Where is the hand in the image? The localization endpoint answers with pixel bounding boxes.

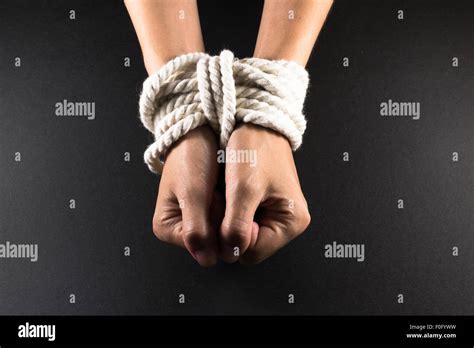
[152,126,223,267]
[219,124,311,265]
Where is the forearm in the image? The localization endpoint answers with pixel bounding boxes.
[254,0,333,66]
[124,0,205,75]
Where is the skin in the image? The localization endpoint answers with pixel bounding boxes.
[125,0,333,266]
[124,0,205,75]
[220,0,333,264]
[152,126,222,267]
[219,124,311,264]
[254,0,334,66]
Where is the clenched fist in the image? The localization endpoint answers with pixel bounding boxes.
[219,124,311,265]
[152,124,311,266]
[152,126,223,267]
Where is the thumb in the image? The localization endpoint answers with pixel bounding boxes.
[180,193,217,267]
[219,185,262,263]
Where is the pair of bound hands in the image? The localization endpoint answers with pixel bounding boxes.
[153,123,311,266]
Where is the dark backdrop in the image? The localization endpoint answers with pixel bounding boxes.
[0,0,473,315]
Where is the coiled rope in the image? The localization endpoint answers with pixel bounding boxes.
[139,50,309,173]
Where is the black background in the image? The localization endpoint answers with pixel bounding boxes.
[0,0,473,315]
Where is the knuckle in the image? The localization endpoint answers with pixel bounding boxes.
[284,196,311,237]
[299,208,312,230]
[182,220,209,249]
[293,205,311,235]
[221,218,250,246]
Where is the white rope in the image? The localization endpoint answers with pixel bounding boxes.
[139,50,309,173]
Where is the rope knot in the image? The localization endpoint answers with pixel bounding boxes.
[139,50,309,173]
[196,50,236,146]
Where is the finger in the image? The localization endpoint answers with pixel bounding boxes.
[180,193,217,267]
[152,189,186,249]
[219,183,262,263]
[239,225,288,265]
[240,207,311,265]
